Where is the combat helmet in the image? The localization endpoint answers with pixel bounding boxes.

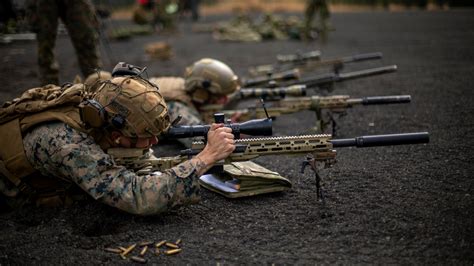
[81,76,170,138]
[184,58,240,104]
[84,71,112,92]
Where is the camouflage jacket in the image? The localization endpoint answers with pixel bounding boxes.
[22,121,201,215]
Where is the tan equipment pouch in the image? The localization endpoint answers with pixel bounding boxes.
[199,161,291,198]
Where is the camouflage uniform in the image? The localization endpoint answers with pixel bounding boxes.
[36,0,101,85]
[20,121,200,215]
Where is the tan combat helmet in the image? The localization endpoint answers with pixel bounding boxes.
[184,58,240,104]
[84,71,112,92]
[88,76,170,138]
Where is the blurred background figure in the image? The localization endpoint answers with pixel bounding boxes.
[303,0,330,41]
[179,0,201,21]
[134,0,179,32]
[0,0,16,32]
[29,0,102,85]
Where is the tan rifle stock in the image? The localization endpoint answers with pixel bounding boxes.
[108,134,336,175]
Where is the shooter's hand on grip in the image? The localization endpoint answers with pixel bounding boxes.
[192,123,235,176]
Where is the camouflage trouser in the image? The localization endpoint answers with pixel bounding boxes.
[36,0,101,85]
[304,0,330,36]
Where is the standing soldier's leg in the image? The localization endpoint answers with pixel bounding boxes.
[37,0,60,85]
[319,0,330,29]
[303,0,317,39]
[62,0,101,78]
[190,0,200,21]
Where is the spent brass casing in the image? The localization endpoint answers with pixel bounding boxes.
[139,241,153,247]
[140,246,148,256]
[155,240,166,248]
[164,249,182,255]
[121,243,137,257]
[166,242,179,249]
[130,256,147,263]
[104,247,122,254]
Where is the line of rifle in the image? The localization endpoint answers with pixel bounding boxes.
[276,50,322,64]
[227,85,307,105]
[200,95,411,135]
[244,64,397,90]
[108,132,430,200]
[248,52,384,77]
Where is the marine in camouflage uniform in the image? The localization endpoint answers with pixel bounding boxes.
[22,122,200,214]
[0,74,235,215]
[149,59,292,198]
[36,0,101,85]
[149,58,240,147]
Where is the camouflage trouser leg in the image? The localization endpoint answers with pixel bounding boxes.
[37,0,60,85]
[303,0,329,35]
[61,0,101,77]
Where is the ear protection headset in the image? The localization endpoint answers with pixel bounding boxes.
[81,62,142,130]
[79,99,126,129]
[190,79,212,104]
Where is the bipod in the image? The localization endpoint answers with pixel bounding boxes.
[301,154,325,203]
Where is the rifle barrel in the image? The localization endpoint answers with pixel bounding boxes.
[338,65,398,80]
[286,65,398,88]
[343,52,383,63]
[331,132,430,148]
[347,95,412,105]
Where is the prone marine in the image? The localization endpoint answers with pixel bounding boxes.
[0,71,236,215]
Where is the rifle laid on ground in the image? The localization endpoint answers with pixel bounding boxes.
[246,50,321,77]
[227,85,307,105]
[248,52,383,77]
[243,69,301,87]
[108,131,430,200]
[276,50,322,64]
[200,95,412,135]
[244,64,397,90]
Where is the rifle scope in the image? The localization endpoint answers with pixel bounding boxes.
[163,113,273,139]
[331,132,429,148]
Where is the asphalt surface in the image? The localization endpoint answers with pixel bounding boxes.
[0,9,473,264]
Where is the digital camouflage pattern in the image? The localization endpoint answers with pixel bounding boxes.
[36,0,101,85]
[21,122,201,215]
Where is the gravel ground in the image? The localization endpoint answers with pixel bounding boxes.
[0,9,473,264]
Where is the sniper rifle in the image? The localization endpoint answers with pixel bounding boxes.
[108,131,430,200]
[200,95,412,135]
[249,51,383,77]
[244,64,397,91]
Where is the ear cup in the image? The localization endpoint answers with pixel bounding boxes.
[191,88,210,104]
[80,100,107,128]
